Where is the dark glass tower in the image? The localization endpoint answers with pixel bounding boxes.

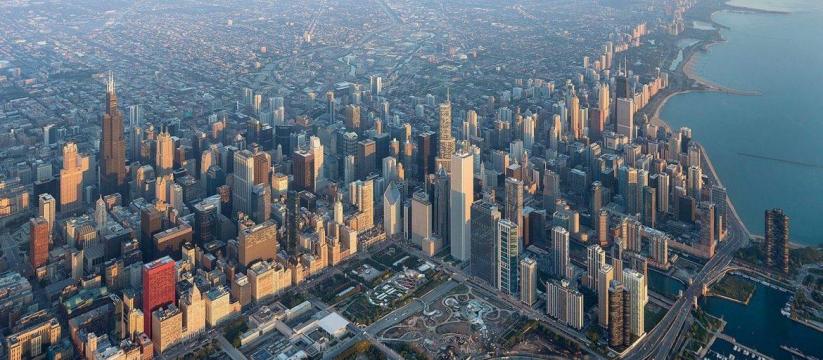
[765,208,790,273]
[100,73,128,199]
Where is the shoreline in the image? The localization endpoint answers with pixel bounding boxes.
[642,0,786,244]
[647,0,823,248]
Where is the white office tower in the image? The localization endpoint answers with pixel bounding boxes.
[309,136,324,186]
[623,268,648,339]
[410,191,432,246]
[383,182,402,237]
[552,226,570,278]
[616,97,634,140]
[449,151,473,261]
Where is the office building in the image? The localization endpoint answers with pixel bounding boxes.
[497,219,519,296]
[142,257,176,339]
[436,95,456,170]
[59,142,89,213]
[156,127,174,177]
[616,98,634,140]
[239,220,278,268]
[450,151,473,261]
[100,73,128,198]
[4,311,61,360]
[293,150,315,193]
[410,190,432,246]
[29,217,49,269]
[151,304,182,354]
[38,194,56,235]
[383,182,402,237]
[232,150,256,216]
[505,177,524,238]
[471,200,501,287]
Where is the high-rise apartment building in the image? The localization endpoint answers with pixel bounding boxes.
[622,268,647,341]
[765,208,790,273]
[598,264,615,328]
[546,279,584,330]
[552,226,570,278]
[520,257,537,306]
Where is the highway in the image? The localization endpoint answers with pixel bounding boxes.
[623,147,750,360]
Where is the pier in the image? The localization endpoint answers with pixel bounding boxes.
[715,333,774,360]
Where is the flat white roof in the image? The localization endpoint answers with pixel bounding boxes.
[317,312,349,337]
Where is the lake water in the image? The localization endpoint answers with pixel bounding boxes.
[702,281,822,359]
[661,0,823,245]
[647,269,685,299]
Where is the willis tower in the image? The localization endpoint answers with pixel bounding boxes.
[100,72,128,199]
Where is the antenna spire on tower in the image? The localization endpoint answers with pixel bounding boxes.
[107,71,115,94]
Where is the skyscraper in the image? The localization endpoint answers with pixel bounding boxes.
[547,279,584,330]
[622,268,647,341]
[100,73,128,198]
[29,217,49,269]
[383,182,402,237]
[344,104,361,133]
[765,208,790,273]
[239,220,278,268]
[38,193,56,236]
[505,177,524,238]
[552,226,570,278]
[59,142,89,213]
[616,98,634,141]
[410,190,432,246]
[416,131,436,181]
[292,150,315,193]
[598,264,615,328]
[143,256,176,339]
[586,244,606,289]
[608,280,625,348]
[232,150,255,215]
[436,93,456,170]
[497,219,519,296]
[449,151,473,261]
[156,127,174,177]
[641,186,656,227]
[433,166,450,245]
[520,257,537,306]
[471,200,501,287]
